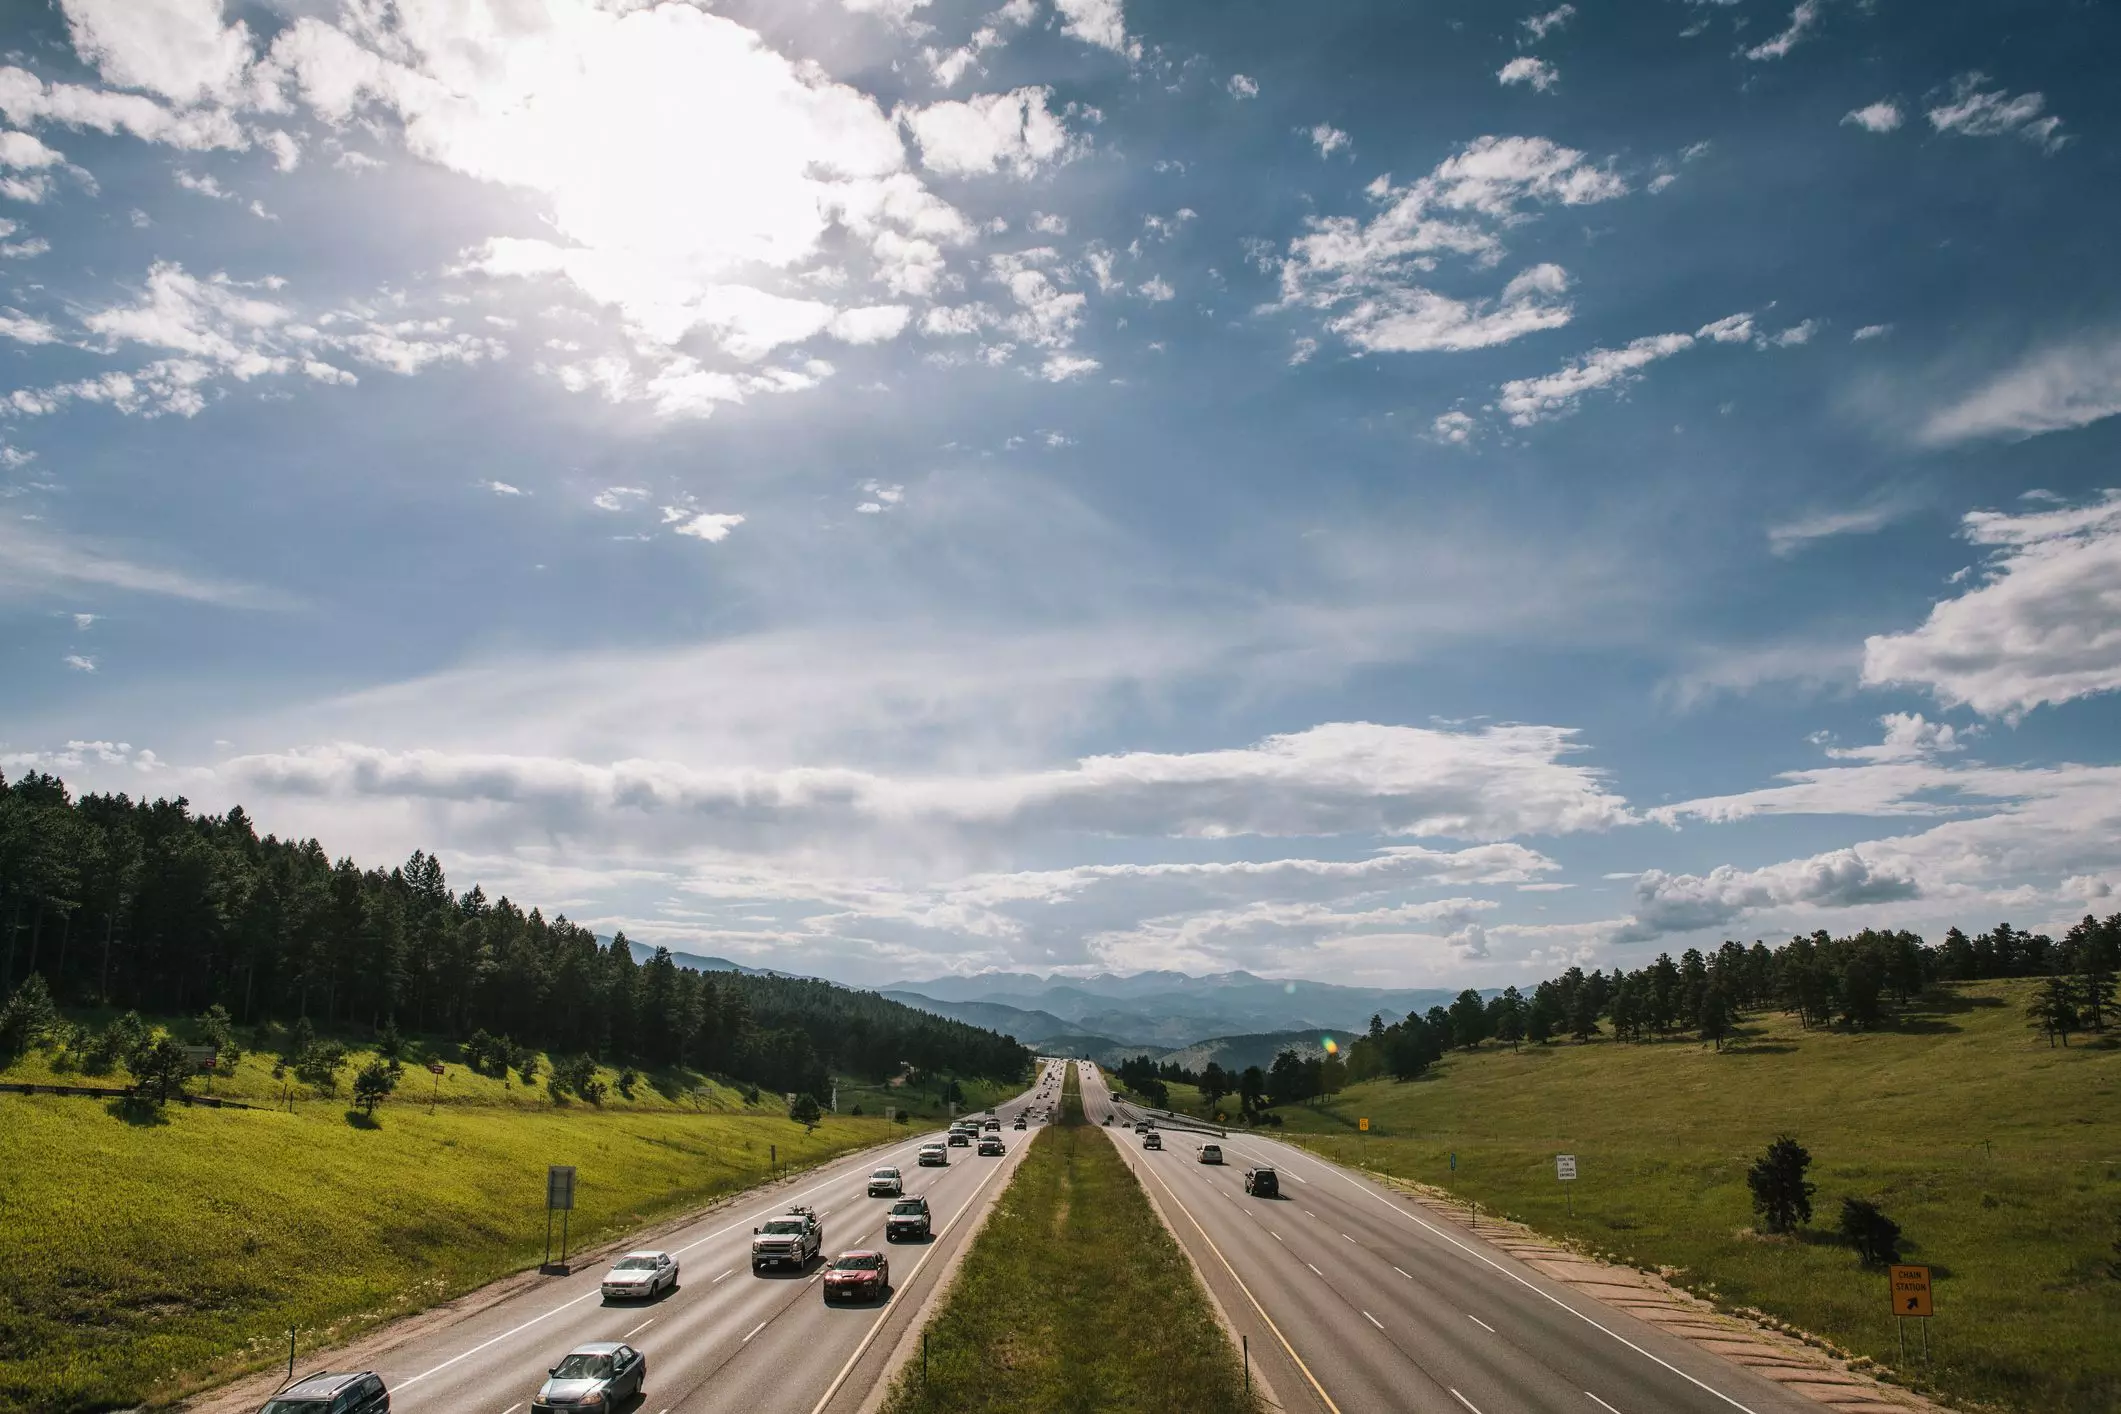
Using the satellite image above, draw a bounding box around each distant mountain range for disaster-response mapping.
[620,942,1478,1068]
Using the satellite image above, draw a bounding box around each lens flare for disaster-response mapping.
[1321,1037,1339,1055]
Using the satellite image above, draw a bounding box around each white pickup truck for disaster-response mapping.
[752,1205,824,1271]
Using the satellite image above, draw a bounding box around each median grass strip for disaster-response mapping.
[0,1090,895,1414]
[880,1062,1260,1414]
[1205,979,2119,1414]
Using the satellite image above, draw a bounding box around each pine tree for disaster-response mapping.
[2027,974,2080,1047]
[1747,1135,1815,1233]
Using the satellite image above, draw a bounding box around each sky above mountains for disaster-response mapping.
[3,0,2119,988]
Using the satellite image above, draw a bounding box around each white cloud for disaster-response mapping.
[1852,323,1892,341]
[1766,501,1908,556]
[1765,318,1818,347]
[0,517,267,606]
[1927,73,2066,151]
[1277,135,1627,356]
[839,0,933,27]
[1918,332,2121,445]
[0,66,246,150]
[63,654,97,672]
[1821,712,1972,764]
[857,478,905,514]
[667,510,746,542]
[1307,124,1350,158]
[1137,276,1174,302]
[1861,492,2121,720]
[1744,0,1820,61]
[1431,410,1476,445]
[1497,57,1558,93]
[72,612,97,629]
[1027,211,1068,235]
[1843,101,1903,133]
[174,169,230,199]
[592,486,647,511]
[219,720,1633,851]
[1227,74,1259,100]
[1053,0,1139,59]
[0,130,66,170]
[0,309,59,344]
[59,0,254,106]
[901,88,1082,179]
[1521,5,1576,40]
[484,480,524,496]
[1496,329,1695,425]
[1613,847,1918,943]
[1039,352,1100,381]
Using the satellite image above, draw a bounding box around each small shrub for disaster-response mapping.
[617,1067,638,1100]
[352,1058,398,1117]
[1839,1197,1903,1265]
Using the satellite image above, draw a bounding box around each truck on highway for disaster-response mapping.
[752,1205,824,1271]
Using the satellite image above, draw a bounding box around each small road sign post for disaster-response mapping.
[542,1165,577,1275]
[427,1061,444,1112]
[1358,1115,1369,1166]
[182,1046,217,1094]
[1890,1264,1934,1361]
[1556,1153,1578,1217]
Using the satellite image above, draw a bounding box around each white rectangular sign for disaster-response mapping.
[1556,1154,1578,1182]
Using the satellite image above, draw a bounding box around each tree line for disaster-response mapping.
[1109,920,2118,1123]
[0,772,1030,1098]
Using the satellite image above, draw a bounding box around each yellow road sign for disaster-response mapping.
[1890,1264,1933,1317]
[1358,1117,1370,1132]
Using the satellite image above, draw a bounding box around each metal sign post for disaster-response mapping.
[1358,1116,1369,1167]
[1890,1264,1933,1362]
[427,1061,444,1113]
[1556,1153,1578,1218]
[183,1046,217,1094]
[542,1165,577,1275]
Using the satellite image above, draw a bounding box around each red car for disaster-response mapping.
[822,1250,890,1303]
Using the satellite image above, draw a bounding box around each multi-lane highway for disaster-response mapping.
[1078,1063,1829,1414]
[210,1061,1065,1414]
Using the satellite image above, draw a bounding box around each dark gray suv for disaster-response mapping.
[259,1371,390,1414]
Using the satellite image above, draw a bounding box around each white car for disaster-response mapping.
[918,1142,949,1166]
[868,1166,904,1197]
[601,1250,678,1300]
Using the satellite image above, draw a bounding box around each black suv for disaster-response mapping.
[1243,1167,1280,1199]
[260,1371,390,1413]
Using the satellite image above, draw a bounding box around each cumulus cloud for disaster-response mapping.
[1521,5,1576,40]
[1053,0,1139,59]
[1843,101,1903,133]
[1276,135,1627,356]
[901,87,1083,178]
[59,0,254,106]
[592,486,647,511]
[1498,57,1558,92]
[1227,74,1259,100]
[1927,73,2066,151]
[1612,847,1919,943]
[219,720,1634,851]
[1308,124,1350,158]
[1861,492,2121,720]
[1918,332,2121,445]
[669,511,745,542]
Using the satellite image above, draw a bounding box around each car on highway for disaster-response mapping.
[1243,1167,1279,1198]
[533,1342,645,1413]
[822,1249,891,1303]
[978,1134,1005,1156]
[1198,1143,1224,1165]
[1142,1131,1162,1150]
[599,1249,677,1300]
[948,1130,971,1146]
[918,1142,948,1166]
[259,1371,390,1413]
[885,1196,932,1241]
[868,1166,904,1197]
[752,1205,823,1271]
[983,1118,1000,1131]
[1013,1117,1027,1129]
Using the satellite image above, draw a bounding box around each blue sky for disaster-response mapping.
[3,0,2120,987]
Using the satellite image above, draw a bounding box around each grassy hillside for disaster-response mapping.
[0,1037,899,1414]
[880,1063,1258,1414]
[1218,980,2117,1414]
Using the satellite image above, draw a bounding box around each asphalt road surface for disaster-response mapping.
[1078,1062,1829,1414]
[323,1060,1064,1414]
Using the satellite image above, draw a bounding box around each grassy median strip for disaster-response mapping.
[881,1062,1259,1414]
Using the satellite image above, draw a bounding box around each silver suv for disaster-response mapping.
[259,1372,389,1414]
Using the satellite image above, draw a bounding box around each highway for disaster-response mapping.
[230,1061,1065,1414]
[1077,1063,1829,1414]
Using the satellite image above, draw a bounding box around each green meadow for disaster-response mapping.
[1186,980,2118,1414]
[0,1038,898,1414]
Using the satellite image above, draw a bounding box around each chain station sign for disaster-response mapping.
[1890,1265,1933,1318]
[1358,1117,1370,1132]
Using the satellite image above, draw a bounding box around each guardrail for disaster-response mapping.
[1110,1097,1226,1138]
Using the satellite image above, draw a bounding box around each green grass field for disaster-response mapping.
[0,1034,903,1414]
[880,1063,1260,1414]
[1194,980,2117,1414]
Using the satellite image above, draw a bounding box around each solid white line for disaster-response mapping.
[1586,1392,1625,1414]
[1452,1389,1485,1414]
[624,1318,654,1337]
[399,1134,940,1390]
[1271,1141,1767,1414]
[1467,1314,1496,1334]
[1363,1310,1385,1331]
[743,1320,767,1343]
[802,1124,1028,1414]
